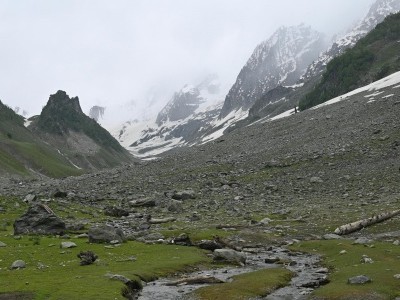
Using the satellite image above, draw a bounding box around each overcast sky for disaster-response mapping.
[0,0,374,124]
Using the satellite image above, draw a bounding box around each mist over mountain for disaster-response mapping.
[303,0,400,80]
[219,24,327,118]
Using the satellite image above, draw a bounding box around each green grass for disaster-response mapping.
[10,140,83,178]
[0,230,210,300]
[193,268,293,300]
[0,197,211,299]
[0,130,83,178]
[290,240,400,299]
[0,147,28,175]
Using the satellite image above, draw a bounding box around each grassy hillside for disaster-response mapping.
[0,100,83,178]
[299,12,400,110]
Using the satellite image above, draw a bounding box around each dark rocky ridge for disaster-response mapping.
[29,90,134,170]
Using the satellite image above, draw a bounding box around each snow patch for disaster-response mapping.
[314,71,400,109]
[201,108,248,143]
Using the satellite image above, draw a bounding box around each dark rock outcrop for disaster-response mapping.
[13,204,66,235]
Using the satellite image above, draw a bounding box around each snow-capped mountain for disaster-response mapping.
[113,74,228,158]
[219,24,326,118]
[156,74,221,126]
[246,0,400,123]
[303,0,400,80]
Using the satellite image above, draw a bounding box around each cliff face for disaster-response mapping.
[219,25,326,118]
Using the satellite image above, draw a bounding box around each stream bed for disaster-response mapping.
[138,245,327,300]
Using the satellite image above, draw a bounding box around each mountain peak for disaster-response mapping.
[220,24,326,118]
[302,0,400,80]
[46,90,83,114]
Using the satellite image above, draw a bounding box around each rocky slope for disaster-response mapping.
[219,24,326,118]
[29,90,133,171]
[4,71,400,237]
[1,72,400,300]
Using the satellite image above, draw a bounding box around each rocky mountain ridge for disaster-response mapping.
[114,0,400,158]
[219,24,326,118]
[302,0,400,80]
[245,0,400,123]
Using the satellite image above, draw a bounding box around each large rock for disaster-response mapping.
[167,200,183,213]
[348,275,372,284]
[172,233,192,246]
[213,249,246,264]
[172,190,196,201]
[129,199,156,207]
[60,241,77,249]
[197,239,223,251]
[88,225,124,244]
[10,260,26,269]
[104,206,130,217]
[13,204,65,235]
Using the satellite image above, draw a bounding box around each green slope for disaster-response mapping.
[299,12,400,110]
[0,100,83,178]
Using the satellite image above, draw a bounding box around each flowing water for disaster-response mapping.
[137,246,325,300]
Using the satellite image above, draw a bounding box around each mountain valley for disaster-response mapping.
[1,1,400,299]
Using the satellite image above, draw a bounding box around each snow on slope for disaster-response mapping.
[261,71,400,123]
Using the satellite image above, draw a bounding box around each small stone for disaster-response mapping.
[37,262,48,269]
[393,240,400,246]
[259,217,272,225]
[264,256,280,264]
[310,176,323,183]
[11,260,26,270]
[0,241,7,247]
[76,233,89,239]
[339,250,347,255]
[23,194,37,203]
[393,274,400,279]
[353,237,373,245]
[105,273,131,283]
[348,275,371,284]
[315,267,329,273]
[360,255,374,264]
[60,241,77,249]
[323,233,342,240]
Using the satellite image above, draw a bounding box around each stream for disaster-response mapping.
[137,245,327,300]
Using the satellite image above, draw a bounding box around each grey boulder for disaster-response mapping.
[88,225,124,244]
[10,260,26,269]
[213,249,246,264]
[13,204,65,235]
